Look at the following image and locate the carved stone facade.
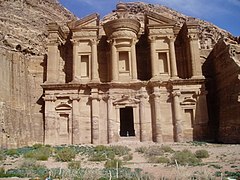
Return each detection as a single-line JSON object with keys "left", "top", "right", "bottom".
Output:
{"left": 42, "top": 3, "right": 209, "bottom": 145}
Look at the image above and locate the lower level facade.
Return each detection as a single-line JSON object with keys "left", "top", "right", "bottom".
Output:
{"left": 43, "top": 80, "right": 209, "bottom": 145}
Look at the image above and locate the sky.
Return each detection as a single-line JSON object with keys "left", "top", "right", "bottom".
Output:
{"left": 59, "top": 0, "right": 240, "bottom": 36}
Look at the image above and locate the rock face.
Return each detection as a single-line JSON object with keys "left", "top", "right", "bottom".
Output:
{"left": 0, "top": 1, "right": 239, "bottom": 147}
{"left": 0, "top": 0, "right": 75, "bottom": 148}
{"left": 203, "top": 39, "right": 240, "bottom": 143}
{"left": 0, "top": 0, "right": 75, "bottom": 55}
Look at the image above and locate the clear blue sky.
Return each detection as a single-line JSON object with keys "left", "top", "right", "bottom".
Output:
{"left": 59, "top": 0, "right": 240, "bottom": 36}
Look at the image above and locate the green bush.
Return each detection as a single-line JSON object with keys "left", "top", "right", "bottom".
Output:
{"left": 109, "top": 145, "right": 131, "bottom": 156}
{"left": 104, "top": 159, "right": 122, "bottom": 168}
{"left": 4, "top": 159, "right": 49, "bottom": 179}
{"left": 55, "top": 147, "right": 76, "bottom": 162}
{"left": 148, "top": 156, "right": 170, "bottom": 164}
{"left": 89, "top": 153, "right": 107, "bottom": 161}
{"left": 195, "top": 149, "right": 209, "bottom": 159}
{"left": 23, "top": 146, "right": 51, "bottom": 161}
{"left": 161, "top": 145, "right": 175, "bottom": 153}
{"left": 0, "top": 167, "right": 5, "bottom": 177}
{"left": 171, "top": 149, "right": 201, "bottom": 166}
{"left": 144, "top": 146, "right": 164, "bottom": 157}
{"left": 122, "top": 153, "right": 133, "bottom": 161}
{"left": 5, "top": 149, "right": 19, "bottom": 157}
{"left": 0, "top": 150, "right": 6, "bottom": 161}
{"left": 68, "top": 161, "right": 81, "bottom": 169}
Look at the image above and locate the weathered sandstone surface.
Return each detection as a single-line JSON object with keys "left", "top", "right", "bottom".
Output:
{"left": 0, "top": 0, "right": 239, "bottom": 148}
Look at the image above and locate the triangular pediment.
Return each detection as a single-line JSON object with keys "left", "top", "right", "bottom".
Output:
{"left": 68, "top": 13, "right": 99, "bottom": 30}
{"left": 146, "top": 12, "right": 176, "bottom": 26}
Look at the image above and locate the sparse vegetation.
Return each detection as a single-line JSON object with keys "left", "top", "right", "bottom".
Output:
{"left": 195, "top": 149, "right": 210, "bottom": 159}
{"left": 171, "top": 149, "right": 201, "bottom": 166}
{"left": 55, "top": 147, "right": 76, "bottom": 162}
{"left": 23, "top": 146, "right": 52, "bottom": 161}
{"left": 0, "top": 143, "right": 239, "bottom": 179}
{"left": 104, "top": 159, "right": 122, "bottom": 168}
{"left": 148, "top": 156, "right": 170, "bottom": 164}
{"left": 68, "top": 160, "right": 81, "bottom": 169}
{"left": 0, "top": 150, "right": 6, "bottom": 161}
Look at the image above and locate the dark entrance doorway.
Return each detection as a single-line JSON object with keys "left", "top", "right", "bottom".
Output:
{"left": 120, "top": 107, "right": 135, "bottom": 136}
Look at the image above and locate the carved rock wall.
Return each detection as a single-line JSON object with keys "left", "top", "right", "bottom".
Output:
{"left": 203, "top": 39, "right": 240, "bottom": 143}
{"left": 0, "top": 49, "right": 45, "bottom": 148}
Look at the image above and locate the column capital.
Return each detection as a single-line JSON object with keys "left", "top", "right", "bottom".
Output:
{"left": 148, "top": 36, "right": 156, "bottom": 43}
{"left": 172, "top": 90, "right": 181, "bottom": 97}
{"left": 70, "top": 94, "right": 81, "bottom": 101}
{"left": 107, "top": 38, "right": 116, "bottom": 45}
{"left": 167, "top": 35, "right": 176, "bottom": 42}
{"left": 131, "top": 38, "right": 139, "bottom": 45}
{"left": 90, "top": 38, "right": 99, "bottom": 45}
{"left": 70, "top": 39, "right": 79, "bottom": 45}
{"left": 43, "top": 95, "right": 57, "bottom": 102}
{"left": 188, "top": 34, "right": 199, "bottom": 41}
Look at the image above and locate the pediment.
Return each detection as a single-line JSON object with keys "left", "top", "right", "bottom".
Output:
{"left": 180, "top": 98, "right": 196, "bottom": 106}
{"left": 113, "top": 95, "right": 140, "bottom": 106}
{"left": 68, "top": 13, "right": 100, "bottom": 30}
{"left": 55, "top": 103, "right": 72, "bottom": 111}
{"left": 146, "top": 12, "right": 176, "bottom": 26}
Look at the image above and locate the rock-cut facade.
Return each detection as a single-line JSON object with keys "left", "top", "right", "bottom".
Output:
{"left": 42, "top": 3, "right": 209, "bottom": 145}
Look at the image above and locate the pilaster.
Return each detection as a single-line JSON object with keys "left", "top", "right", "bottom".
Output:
{"left": 149, "top": 36, "right": 158, "bottom": 79}
{"left": 109, "top": 39, "right": 119, "bottom": 82}
{"left": 152, "top": 86, "right": 163, "bottom": 142}
{"left": 168, "top": 36, "right": 179, "bottom": 78}
{"left": 90, "top": 39, "right": 100, "bottom": 82}
{"left": 46, "top": 42, "right": 60, "bottom": 83}
{"left": 136, "top": 87, "right": 151, "bottom": 142}
{"left": 43, "top": 95, "right": 57, "bottom": 145}
{"left": 172, "top": 89, "right": 184, "bottom": 142}
{"left": 187, "top": 34, "right": 203, "bottom": 78}
{"left": 131, "top": 38, "right": 138, "bottom": 81}
{"left": 70, "top": 94, "right": 81, "bottom": 144}
{"left": 90, "top": 89, "right": 100, "bottom": 144}
{"left": 71, "top": 39, "right": 80, "bottom": 82}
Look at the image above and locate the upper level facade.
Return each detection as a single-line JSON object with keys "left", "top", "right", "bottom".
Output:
{"left": 45, "top": 2, "right": 203, "bottom": 86}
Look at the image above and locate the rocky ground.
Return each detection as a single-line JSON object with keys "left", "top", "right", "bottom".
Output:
{"left": 0, "top": 142, "right": 239, "bottom": 179}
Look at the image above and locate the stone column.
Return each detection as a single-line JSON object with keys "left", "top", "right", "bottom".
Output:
{"left": 110, "top": 39, "right": 118, "bottom": 82}
{"left": 70, "top": 94, "right": 80, "bottom": 144}
{"left": 90, "top": 88, "right": 100, "bottom": 144}
{"left": 72, "top": 40, "right": 79, "bottom": 81}
{"left": 172, "top": 89, "right": 183, "bottom": 142}
{"left": 91, "top": 39, "right": 100, "bottom": 82}
{"left": 131, "top": 39, "right": 138, "bottom": 81}
{"left": 47, "top": 42, "right": 59, "bottom": 82}
{"left": 106, "top": 93, "right": 114, "bottom": 143}
{"left": 152, "top": 86, "right": 163, "bottom": 142}
{"left": 137, "top": 87, "right": 151, "bottom": 142}
{"left": 43, "top": 95, "right": 57, "bottom": 145}
{"left": 168, "top": 36, "right": 178, "bottom": 78}
{"left": 149, "top": 36, "right": 158, "bottom": 79}
{"left": 188, "top": 34, "right": 203, "bottom": 78}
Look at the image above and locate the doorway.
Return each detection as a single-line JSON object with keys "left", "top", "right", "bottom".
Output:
{"left": 120, "top": 107, "right": 135, "bottom": 136}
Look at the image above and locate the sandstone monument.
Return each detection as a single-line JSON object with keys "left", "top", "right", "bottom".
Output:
{"left": 0, "top": 1, "right": 239, "bottom": 148}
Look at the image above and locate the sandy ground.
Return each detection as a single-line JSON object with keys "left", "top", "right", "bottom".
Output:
{"left": 1, "top": 141, "right": 240, "bottom": 179}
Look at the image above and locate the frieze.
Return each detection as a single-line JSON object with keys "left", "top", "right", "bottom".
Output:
{"left": 73, "top": 31, "right": 97, "bottom": 37}
{"left": 111, "top": 31, "right": 137, "bottom": 39}
{"left": 113, "top": 94, "right": 140, "bottom": 105}
{"left": 149, "top": 28, "right": 173, "bottom": 35}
